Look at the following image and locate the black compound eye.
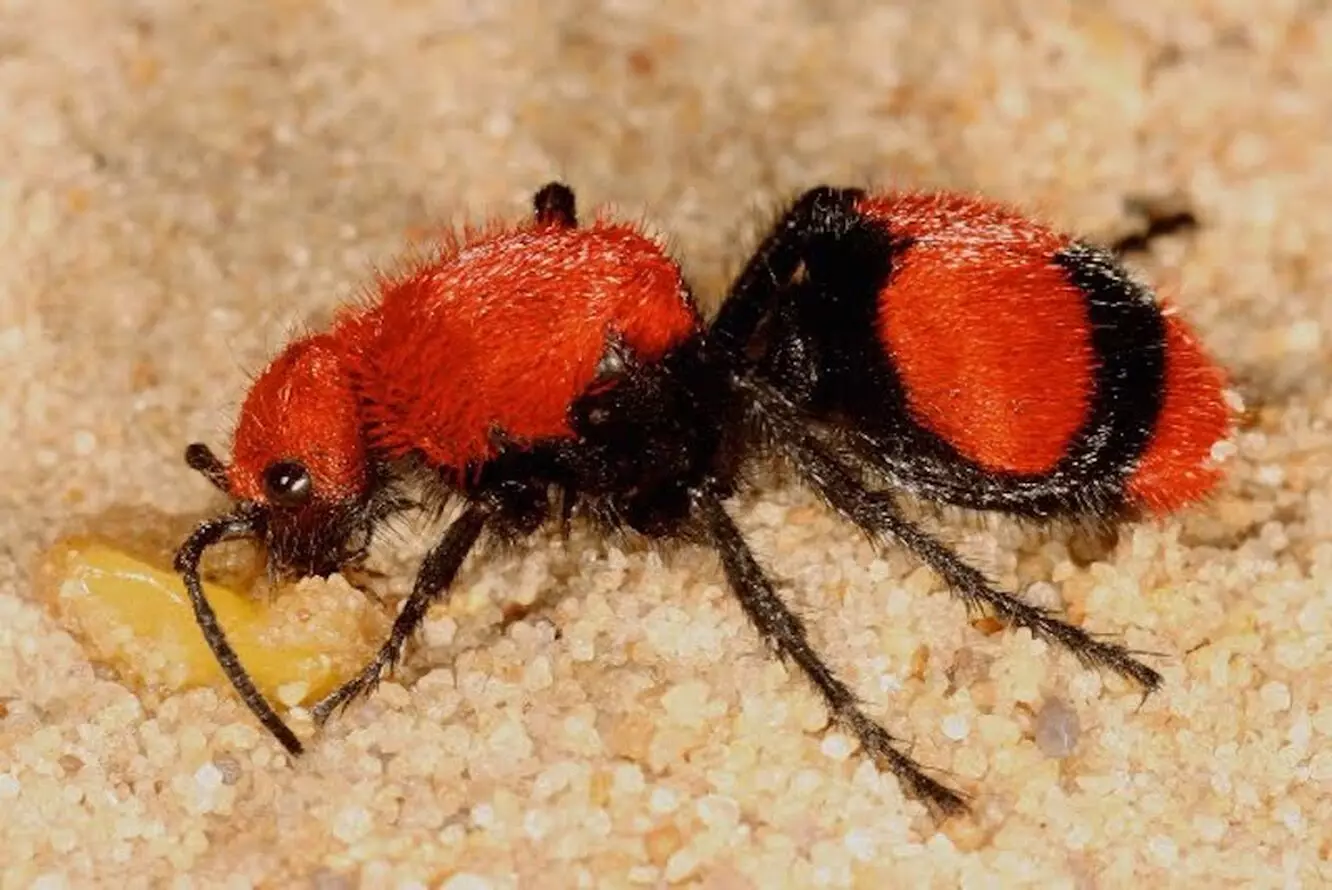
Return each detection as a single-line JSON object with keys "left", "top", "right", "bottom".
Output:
{"left": 262, "top": 460, "right": 313, "bottom": 507}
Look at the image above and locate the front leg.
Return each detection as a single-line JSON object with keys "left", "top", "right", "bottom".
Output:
{"left": 311, "top": 502, "right": 490, "bottom": 725}
{"left": 709, "top": 185, "right": 865, "bottom": 356}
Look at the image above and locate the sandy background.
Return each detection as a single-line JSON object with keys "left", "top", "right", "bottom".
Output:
{"left": 2, "top": 1, "right": 1330, "bottom": 887}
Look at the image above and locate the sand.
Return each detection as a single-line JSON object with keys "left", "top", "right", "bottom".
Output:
{"left": 2, "top": 1, "right": 1330, "bottom": 887}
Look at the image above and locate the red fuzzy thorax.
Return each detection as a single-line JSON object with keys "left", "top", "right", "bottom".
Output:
{"left": 337, "top": 216, "right": 700, "bottom": 475}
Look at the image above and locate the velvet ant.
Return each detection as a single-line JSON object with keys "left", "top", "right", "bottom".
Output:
{"left": 175, "top": 182, "right": 1231, "bottom": 815}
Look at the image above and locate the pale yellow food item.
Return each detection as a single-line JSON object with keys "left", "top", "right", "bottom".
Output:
{"left": 41, "top": 537, "right": 389, "bottom": 706}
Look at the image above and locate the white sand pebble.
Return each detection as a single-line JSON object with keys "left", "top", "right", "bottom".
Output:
{"left": 661, "top": 680, "right": 711, "bottom": 727}
{"left": 1210, "top": 439, "right": 1239, "bottom": 463}
{"left": 522, "top": 655, "right": 553, "bottom": 690}
{"left": 1255, "top": 464, "right": 1285, "bottom": 486}
{"left": 664, "top": 846, "right": 701, "bottom": 883}
{"left": 843, "top": 827, "right": 877, "bottom": 862}
{"left": 332, "top": 806, "right": 373, "bottom": 843}
{"left": 1285, "top": 319, "right": 1322, "bottom": 352}
{"left": 612, "top": 763, "right": 645, "bottom": 795}
{"left": 276, "top": 681, "right": 310, "bottom": 708}
{"left": 649, "top": 786, "right": 680, "bottom": 814}
{"left": 194, "top": 762, "right": 223, "bottom": 792}
{"left": 1034, "top": 698, "right": 1081, "bottom": 758}
{"left": 471, "top": 803, "right": 496, "bottom": 829}
{"left": 487, "top": 718, "right": 534, "bottom": 760}
{"left": 30, "top": 875, "right": 69, "bottom": 890}
{"left": 441, "top": 876, "right": 493, "bottom": 890}
{"left": 1193, "top": 815, "right": 1227, "bottom": 843}
{"left": 941, "top": 714, "right": 971, "bottom": 741}
{"left": 820, "top": 732, "right": 854, "bottom": 761}
{"left": 627, "top": 866, "right": 657, "bottom": 884}
{"left": 424, "top": 615, "right": 458, "bottom": 648}
{"left": 696, "top": 794, "right": 740, "bottom": 829}
{"left": 192, "top": 762, "right": 224, "bottom": 812}
{"left": 1260, "top": 681, "right": 1291, "bottom": 712}
{"left": 567, "top": 633, "right": 595, "bottom": 662}
{"left": 1148, "top": 835, "right": 1179, "bottom": 867}
{"left": 1307, "top": 750, "right": 1332, "bottom": 782}
{"left": 1276, "top": 800, "right": 1303, "bottom": 832}
{"left": 523, "top": 809, "right": 551, "bottom": 841}
{"left": 0, "top": 326, "right": 26, "bottom": 354}
{"left": 72, "top": 430, "right": 97, "bottom": 455}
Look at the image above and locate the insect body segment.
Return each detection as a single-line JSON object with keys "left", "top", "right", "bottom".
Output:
{"left": 351, "top": 221, "right": 700, "bottom": 475}
{"left": 863, "top": 193, "right": 1096, "bottom": 477}
{"left": 177, "top": 182, "right": 1232, "bottom": 816}
{"left": 738, "top": 189, "right": 1229, "bottom": 521}
{"left": 1124, "top": 311, "right": 1232, "bottom": 512}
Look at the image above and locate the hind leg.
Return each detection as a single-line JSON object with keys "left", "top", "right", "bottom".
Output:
{"left": 740, "top": 375, "right": 1163, "bottom": 691}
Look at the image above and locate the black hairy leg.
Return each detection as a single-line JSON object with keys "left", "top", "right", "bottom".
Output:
{"left": 691, "top": 488, "right": 970, "bottom": 817}
{"left": 311, "top": 502, "right": 490, "bottom": 725}
{"left": 533, "top": 181, "right": 578, "bottom": 228}
{"left": 1109, "top": 195, "right": 1198, "bottom": 257}
{"left": 709, "top": 185, "right": 866, "bottom": 355}
{"left": 740, "top": 376, "right": 1164, "bottom": 692}
{"left": 174, "top": 509, "right": 306, "bottom": 755}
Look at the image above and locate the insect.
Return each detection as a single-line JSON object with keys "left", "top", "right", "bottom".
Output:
{"left": 175, "top": 182, "right": 1231, "bottom": 815}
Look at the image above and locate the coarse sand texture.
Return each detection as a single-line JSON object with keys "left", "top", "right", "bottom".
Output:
{"left": 2, "top": 2, "right": 1330, "bottom": 888}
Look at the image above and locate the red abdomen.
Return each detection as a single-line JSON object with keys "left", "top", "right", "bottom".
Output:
{"left": 860, "top": 193, "right": 1092, "bottom": 476}
{"left": 1125, "top": 311, "right": 1231, "bottom": 513}
{"left": 343, "top": 220, "right": 700, "bottom": 472}
{"left": 853, "top": 192, "right": 1231, "bottom": 515}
